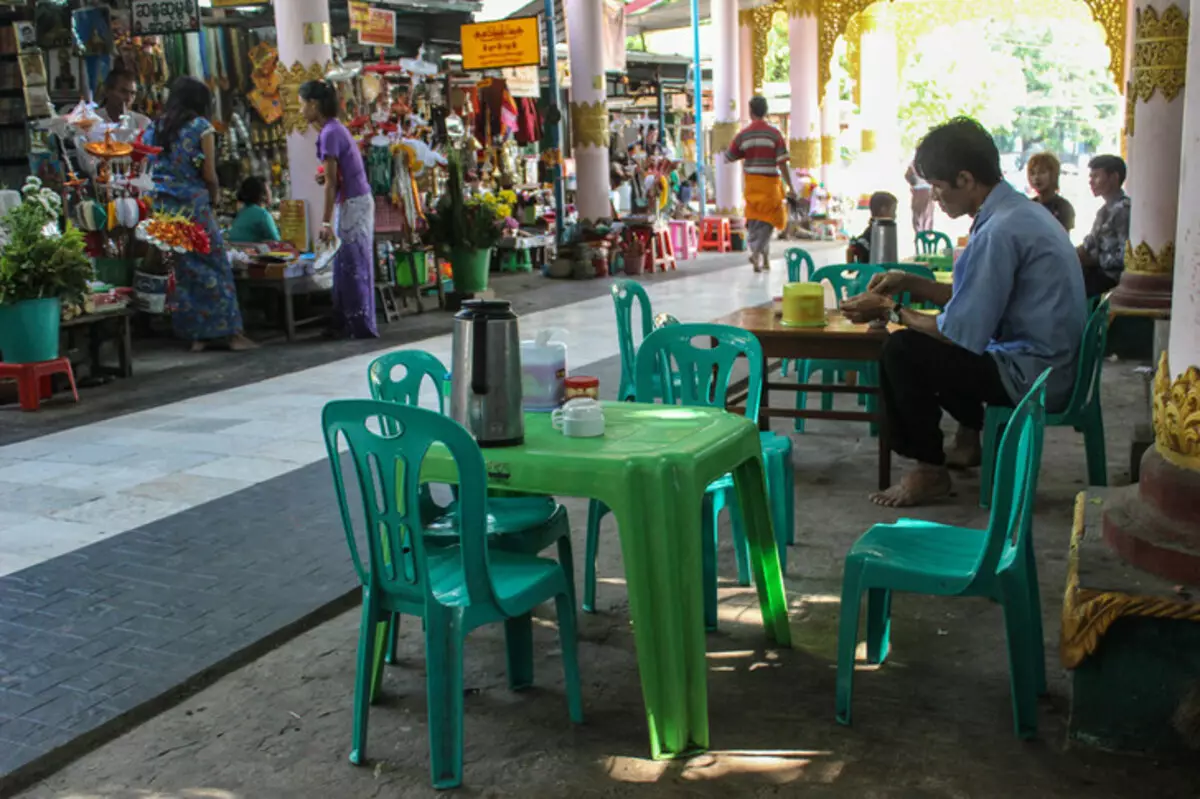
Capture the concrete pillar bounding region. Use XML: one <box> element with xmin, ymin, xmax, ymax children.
<box><xmin>1123</xmin><ymin>0</ymin><xmax>1137</xmax><ymax>188</ymax></box>
<box><xmin>787</xmin><ymin>0</ymin><xmax>820</xmax><ymax>177</ymax></box>
<box><xmin>739</xmin><ymin>13</ymin><xmax>755</xmax><ymax>126</ymax></box>
<box><xmin>566</xmin><ymin>0</ymin><xmax>611</xmax><ymax>222</ymax></box>
<box><xmin>1100</xmin><ymin>0</ymin><xmax>1200</xmax><ymax>590</ymax></box>
<box><xmin>857</xmin><ymin>2</ymin><xmax>899</xmax><ymax>169</ymax></box>
<box><xmin>1112</xmin><ymin>0</ymin><xmax>1188</xmax><ymax>312</ymax></box>
<box><xmin>275</xmin><ymin>0</ymin><xmax>332</xmax><ymax>248</ymax></box>
<box><xmin>712</xmin><ymin>0</ymin><xmax>741</xmax><ymax>216</ymax></box>
<box><xmin>820</xmin><ymin>79</ymin><xmax>839</xmax><ymax>188</ymax></box>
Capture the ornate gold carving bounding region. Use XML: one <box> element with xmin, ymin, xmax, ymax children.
<box><xmin>751</xmin><ymin>6</ymin><xmax>776</xmax><ymax>95</ymax></box>
<box><xmin>570</xmin><ymin>101</ymin><xmax>609</xmax><ymax>149</ymax></box>
<box><xmin>1125</xmin><ymin>79</ymin><xmax>1136</xmax><ymax>137</ymax></box>
<box><xmin>789</xmin><ymin>136</ymin><xmax>820</xmax><ymax>169</ymax></box>
<box><xmin>1132</xmin><ymin>4</ymin><xmax>1188</xmax><ymax>104</ymax></box>
<box><xmin>821</xmin><ymin>0</ymin><xmax>1126</xmax><ymax>102</ymax></box>
<box><xmin>279</xmin><ymin>61</ymin><xmax>332</xmax><ymax>135</ymax></box>
<box><xmin>821</xmin><ymin>134</ymin><xmax>836</xmax><ymax>165</ymax></box>
<box><xmin>711</xmin><ymin>121</ymin><xmax>739</xmax><ymax>155</ymax></box>
<box><xmin>1153</xmin><ymin>352</ymin><xmax>1200</xmax><ymax>468</ymax></box>
<box><xmin>1061</xmin><ymin>492</ymin><xmax>1200</xmax><ymax>669</ymax></box>
<box><xmin>1125</xmin><ymin>239</ymin><xmax>1175</xmax><ymax>275</ymax></box>
<box><xmin>860</xmin><ymin>129</ymin><xmax>876</xmax><ymax>153</ymax></box>
<box><xmin>714</xmin><ymin>206</ymin><xmax>744</xmax><ymax>218</ymax></box>
<box><xmin>786</xmin><ymin>0</ymin><xmax>819</xmax><ymax>18</ymax></box>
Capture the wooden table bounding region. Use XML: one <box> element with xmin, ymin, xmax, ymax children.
<box><xmin>713</xmin><ymin>304</ymin><xmax>895</xmax><ymax>489</ymax></box>
<box><xmin>237</xmin><ymin>272</ymin><xmax>333</xmax><ymax>342</ymax></box>
<box><xmin>61</xmin><ymin>307</ymin><xmax>134</xmax><ymax>379</ymax></box>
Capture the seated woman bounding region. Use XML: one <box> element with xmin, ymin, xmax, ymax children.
<box><xmin>1026</xmin><ymin>152</ymin><xmax>1075</xmax><ymax>233</ymax></box>
<box><xmin>226</xmin><ymin>176</ymin><xmax>281</xmax><ymax>244</ymax></box>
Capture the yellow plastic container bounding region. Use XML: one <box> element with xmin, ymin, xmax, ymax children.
<box><xmin>780</xmin><ymin>282</ymin><xmax>826</xmax><ymax>328</ymax></box>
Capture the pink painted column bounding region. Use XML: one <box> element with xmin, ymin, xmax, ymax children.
<box><xmin>712</xmin><ymin>0</ymin><xmax>742</xmax><ymax>215</ymax></box>
<box><xmin>820</xmin><ymin>79</ymin><xmax>839</xmax><ymax>188</ymax></box>
<box><xmin>857</xmin><ymin>2</ymin><xmax>899</xmax><ymax>169</ymax></box>
<box><xmin>566</xmin><ymin>0</ymin><xmax>611</xmax><ymax>222</ymax></box>
<box><xmin>787</xmin><ymin>0</ymin><xmax>820</xmax><ymax>177</ymax></box>
<box><xmin>275</xmin><ymin>0</ymin><xmax>332</xmax><ymax>249</ymax></box>
<box><xmin>1124</xmin><ymin>0</ymin><xmax>1137</xmax><ymax>194</ymax></box>
<box><xmin>1112</xmin><ymin>0</ymin><xmax>1188</xmax><ymax>312</ymax></box>
<box><xmin>1168</xmin><ymin>1</ymin><xmax>1200</xmax><ymax>376</ymax></box>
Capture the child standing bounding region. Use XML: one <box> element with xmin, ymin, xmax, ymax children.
<box><xmin>847</xmin><ymin>191</ymin><xmax>898</xmax><ymax>263</ymax></box>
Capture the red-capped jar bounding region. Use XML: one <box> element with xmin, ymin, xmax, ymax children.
<box><xmin>564</xmin><ymin>376</ymin><xmax>599</xmax><ymax>401</ymax></box>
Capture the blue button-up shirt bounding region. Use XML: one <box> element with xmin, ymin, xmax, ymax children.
<box><xmin>936</xmin><ymin>181</ymin><xmax>1086</xmax><ymax>411</ymax></box>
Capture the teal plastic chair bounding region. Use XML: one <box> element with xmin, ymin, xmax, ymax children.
<box><xmin>793</xmin><ymin>264</ymin><xmax>885</xmax><ymax>434</ymax></box>
<box><xmin>873</xmin><ymin>261</ymin><xmax>937</xmax><ymax>310</ymax></box>
<box><xmin>322</xmin><ymin>400</ymin><xmax>583</xmax><ymax>789</ymax></box>
<box><xmin>583</xmin><ymin>323</ymin><xmax>793</xmax><ymax>630</ymax></box>
<box><xmin>366</xmin><ymin>350</ymin><xmax>572</xmax><ymax>662</ymax></box>
<box><xmin>915</xmin><ymin>230</ymin><xmax>953</xmax><ymax>256</ymax></box>
<box><xmin>979</xmin><ymin>299</ymin><xmax>1110</xmax><ymax>508</ymax></box>
<box><xmin>785</xmin><ymin>247</ymin><xmax>815</xmax><ymax>282</ymax></box>
<box><xmin>835</xmin><ymin>369</ymin><xmax>1051</xmax><ymax>739</ymax></box>
<box><xmin>612</xmin><ymin>280</ymin><xmax>654</xmax><ymax>402</ymax></box>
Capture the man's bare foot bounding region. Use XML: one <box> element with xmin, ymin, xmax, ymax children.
<box><xmin>870</xmin><ymin>464</ymin><xmax>952</xmax><ymax>508</ymax></box>
<box><xmin>189</xmin><ymin>341</ymin><xmax>207</xmax><ymax>353</ymax></box>
<box><xmin>945</xmin><ymin>424</ymin><xmax>982</xmax><ymax>470</ymax></box>
<box><xmin>229</xmin><ymin>334</ymin><xmax>258</xmax><ymax>352</ymax></box>
<box><xmin>751</xmin><ymin>254</ymin><xmax>763</xmax><ymax>273</ymax></box>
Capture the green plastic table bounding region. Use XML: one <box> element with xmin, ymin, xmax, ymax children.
<box><xmin>422</xmin><ymin>402</ymin><xmax>791</xmax><ymax>759</ymax></box>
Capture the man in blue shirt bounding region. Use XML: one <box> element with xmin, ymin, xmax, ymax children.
<box><xmin>842</xmin><ymin>117</ymin><xmax>1086</xmax><ymax>507</ymax></box>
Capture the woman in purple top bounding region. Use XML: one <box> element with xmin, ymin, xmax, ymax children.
<box><xmin>300</xmin><ymin>80</ymin><xmax>378</xmax><ymax>339</ymax></box>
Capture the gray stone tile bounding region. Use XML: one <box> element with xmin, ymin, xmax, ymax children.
<box><xmin>0</xmin><ymin>484</ymin><xmax>101</xmax><ymax>515</ymax></box>
<box><xmin>156</xmin><ymin>417</ymin><xmax>249</xmax><ymax>434</ymax></box>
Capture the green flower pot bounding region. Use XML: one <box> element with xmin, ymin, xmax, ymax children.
<box><xmin>450</xmin><ymin>247</ymin><xmax>492</xmax><ymax>294</ymax></box>
<box><xmin>0</xmin><ymin>297</ymin><xmax>61</xmax><ymax>363</ymax></box>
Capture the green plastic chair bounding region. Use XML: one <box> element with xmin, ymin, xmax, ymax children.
<box><xmin>584</xmin><ymin>323</ymin><xmax>792</xmax><ymax>630</ymax></box>
<box><xmin>612</xmin><ymin>280</ymin><xmax>654</xmax><ymax>402</ymax></box>
<box><xmin>366</xmin><ymin>351</ymin><xmax>572</xmax><ymax>662</ymax></box>
<box><xmin>979</xmin><ymin>299</ymin><xmax>1111</xmax><ymax>508</ymax></box>
<box><xmin>785</xmin><ymin>247</ymin><xmax>815</xmax><ymax>283</ymax></box>
<box><xmin>793</xmin><ymin>264</ymin><xmax>885</xmax><ymax>434</ymax></box>
<box><xmin>322</xmin><ymin>400</ymin><xmax>583</xmax><ymax>789</ymax></box>
<box><xmin>874</xmin><ymin>261</ymin><xmax>937</xmax><ymax>309</ymax></box>
<box><xmin>835</xmin><ymin>369</ymin><xmax>1051</xmax><ymax>739</ymax></box>
<box><xmin>915</xmin><ymin>230</ymin><xmax>953</xmax><ymax>256</ymax></box>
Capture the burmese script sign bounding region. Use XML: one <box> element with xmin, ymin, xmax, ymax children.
<box><xmin>130</xmin><ymin>0</ymin><xmax>201</xmax><ymax>35</ymax></box>
<box><xmin>461</xmin><ymin>17</ymin><xmax>542</xmax><ymax>71</ymax></box>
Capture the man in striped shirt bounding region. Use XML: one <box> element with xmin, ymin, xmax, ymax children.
<box><xmin>725</xmin><ymin>96</ymin><xmax>796</xmax><ymax>271</ymax></box>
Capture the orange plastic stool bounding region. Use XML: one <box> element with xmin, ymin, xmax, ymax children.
<box><xmin>0</xmin><ymin>357</ymin><xmax>79</xmax><ymax>411</ymax></box>
<box><xmin>699</xmin><ymin>218</ymin><xmax>732</xmax><ymax>253</ymax></box>
<box><xmin>652</xmin><ymin>228</ymin><xmax>677</xmax><ymax>271</ymax></box>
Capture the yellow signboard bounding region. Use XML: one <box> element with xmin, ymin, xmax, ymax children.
<box><xmin>359</xmin><ymin>7</ymin><xmax>396</xmax><ymax>47</ymax></box>
<box><xmin>277</xmin><ymin>200</ymin><xmax>309</xmax><ymax>253</ymax></box>
<box><xmin>349</xmin><ymin>0</ymin><xmax>369</xmax><ymax>32</ymax></box>
<box><xmin>461</xmin><ymin>17</ymin><xmax>542</xmax><ymax>71</ymax></box>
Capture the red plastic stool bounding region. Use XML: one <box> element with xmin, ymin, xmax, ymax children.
<box><xmin>700</xmin><ymin>218</ymin><xmax>732</xmax><ymax>253</ymax></box>
<box><xmin>0</xmin><ymin>357</ymin><xmax>79</xmax><ymax>411</ymax></box>
<box><xmin>652</xmin><ymin>228</ymin><xmax>677</xmax><ymax>271</ymax></box>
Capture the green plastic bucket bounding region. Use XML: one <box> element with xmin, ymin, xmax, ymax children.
<box><xmin>94</xmin><ymin>257</ymin><xmax>139</xmax><ymax>287</ymax></box>
<box><xmin>395</xmin><ymin>251</ymin><xmax>428</xmax><ymax>287</ymax></box>
<box><xmin>0</xmin><ymin>297</ymin><xmax>61</xmax><ymax>363</ymax></box>
<box><xmin>450</xmin><ymin>248</ymin><xmax>491</xmax><ymax>294</ymax></box>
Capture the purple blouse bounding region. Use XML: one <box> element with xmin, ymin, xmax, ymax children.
<box><xmin>317</xmin><ymin>119</ymin><xmax>371</xmax><ymax>203</ymax></box>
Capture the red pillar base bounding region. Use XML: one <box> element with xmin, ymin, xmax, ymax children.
<box><xmin>1102</xmin><ymin>447</ymin><xmax>1200</xmax><ymax>585</ymax></box>
<box><xmin>1110</xmin><ymin>271</ymin><xmax>1173</xmax><ymax>313</ymax></box>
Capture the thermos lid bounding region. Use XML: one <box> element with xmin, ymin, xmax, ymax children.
<box><xmin>456</xmin><ymin>299</ymin><xmax>516</xmax><ymax>320</ymax></box>
<box><xmin>872</xmin><ymin>218</ymin><xmax>897</xmax><ymax>228</ymax></box>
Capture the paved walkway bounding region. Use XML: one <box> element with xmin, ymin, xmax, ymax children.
<box><xmin>0</xmin><ymin>247</ymin><xmax>845</xmax><ymax>791</ymax></box>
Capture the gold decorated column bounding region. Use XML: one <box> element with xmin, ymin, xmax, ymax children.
<box><xmin>1112</xmin><ymin>0</ymin><xmax>1188</xmax><ymax>312</ymax></box>
<box><xmin>787</xmin><ymin>0</ymin><xmax>821</xmax><ymax>174</ymax></box>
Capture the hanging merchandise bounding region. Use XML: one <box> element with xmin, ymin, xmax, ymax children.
<box><xmin>247</xmin><ymin>42</ymin><xmax>282</xmax><ymax>124</ymax></box>
<box><xmin>72</xmin><ymin>6</ymin><xmax>113</xmax><ymax>98</ymax></box>
<box><xmin>367</xmin><ymin>134</ymin><xmax>393</xmax><ymax>197</ymax></box>
<box><xmin>601</xmin><ymin>0</ymin><xmax>627</xmax><ymax>73</ymax></box>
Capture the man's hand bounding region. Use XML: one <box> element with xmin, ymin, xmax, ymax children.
<box><xmin>840</xmin><ymin>291</ymin><xmax>895</xmax><ymax>324</ymax></box>
<box><xmin>867</xmin><ymin>269</ymin><xmax>911</xmax><ymax>296</ymax></box>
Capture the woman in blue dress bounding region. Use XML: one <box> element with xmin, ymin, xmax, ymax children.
<box><xmin>144</xmin><ymin>77</ymin><xmax>254</xmax><ymax>351</ymax></box>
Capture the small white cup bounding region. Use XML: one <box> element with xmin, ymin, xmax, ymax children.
<box><xmin>552</xmin><ymin>398</ymin><xmax>605</xmax><ymax>437</ymax></box>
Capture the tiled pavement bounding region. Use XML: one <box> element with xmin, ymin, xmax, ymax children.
<box><xmin>0</xmin><ymin>247</ymin><xmax>846</xmax><ymax>791</ymax></box>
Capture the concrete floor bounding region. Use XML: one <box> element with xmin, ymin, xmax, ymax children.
<box><xmin>15</xmin><ymin>362</ymin><xmax>1200</xmax><ymax>799</ymax></box>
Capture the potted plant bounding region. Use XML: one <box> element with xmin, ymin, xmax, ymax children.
<box><xmin>0</xmin><ymin>178</ymin><xmax>92</xmax><ymax>363</ymax></box>
<box><xmin>424</xmin><ymin>152</ymin><xmax>508</xmax><ymax>294</ymax></box>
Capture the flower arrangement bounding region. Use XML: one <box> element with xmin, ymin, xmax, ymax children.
<box><xmin>423</xmin><ymin>151</ymin><xmax>510</xmax><ymax>253</ymax></box>
<box><xmin>136</xmin><ymin>213</ymin><xmax>211</xmax><ymax>255</ymax></box>
<box><xmin>0</xmin><ymin>178</ymin><xmax>91</xmax><ymax>306</ymax></box>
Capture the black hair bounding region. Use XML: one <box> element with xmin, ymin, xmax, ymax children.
<box><xmin>869</xmin><ymin>191</ymin><xmax>898</xmax><ymax>217</ymax></box>
<box><xmin>237</xmin><ymin>176</ymin><xmax>270</xmax><ymax>206</ymax></box>
<box><xmin>749</xmin><ymin>96</ymin><xmax>768</xmax><ymax>119</ymax></box>
<box><xmin>153</xmin><ymin>76</ymin><xmax>212</xmax><ymax>155</ymax></box>
<box><xmin>299</xmin><ymin>80</ymin><xmax>339</xmax><ymax>121</ymax></box>
<box><xmin>913</xmin><ymin>116</ymin><xmax>1002</xmax><ymax>187</ymax></box>
<box><xmin>104</xmin><ymin>68</ymin><xmax>135</xmax><ymax>91</ymax></box>
<box><xmin>1088</xmin><ymin>154</ymin><xmax>1127</xmax><ymax>185</ymax></box>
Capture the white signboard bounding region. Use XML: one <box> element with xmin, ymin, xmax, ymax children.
<box><xmin>130</xmin><ymin>0</ymin><xmax>201</xmax><ymax>35</ymax></box>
